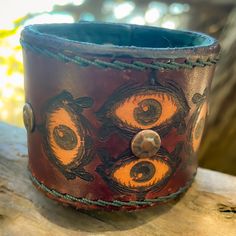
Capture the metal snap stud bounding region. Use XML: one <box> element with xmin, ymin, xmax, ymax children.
<box><xmin>131</xmin><ymin>129</ymin><xmax>161</xmax><ymax>158</ymax></box>
<box><xmin>23</xmin><ymin>103</ymin><xmax>35</xmax><ymax>132</ymax></box>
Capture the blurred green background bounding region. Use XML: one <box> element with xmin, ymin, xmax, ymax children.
<box><xmin>0</xmin><ymin>0</ymin><xmax>194</xmax><ymax>127</ymax></box>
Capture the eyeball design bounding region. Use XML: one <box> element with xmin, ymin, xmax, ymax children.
<box><xmin>96</xmin><ymin>83</ymin><xmax>189</xmax><ymax>139</ymax></box>
<box><xmin>191</xmin><ymin>102</ymin><xmax>207</xmax><ymax>153</ymax></box>
<box><xmin>112</xmin><ymin>158</ymin><xmax>170</xmax><ymax>189</ymax></box>
<box><xmin>96</xmin><ymin>145</ymin><xmax>182</xmax><ymax>195</ymax></box>
<box><xmin>39</xmin><ymin>91</ymin><xmax>94</xmax><ymax>181</ymax></box>
<box><xmin>96</xmin><ymin>82</ymin><xmax>187</xmax><ymax>195</ymax></box>
<box><xmin>187</xmin><ymin>89</ymin><xmax>208</xmax><ymax>154</ymax></box>
<box><xmin>115</xmin><ymin>92</ymin><xmax>178</xmax><ymax>129</ymax></box>
<box><xmin>47</xmin><ymin>107</ymin><xmax>83</xmax><ymax>166</ymax></box>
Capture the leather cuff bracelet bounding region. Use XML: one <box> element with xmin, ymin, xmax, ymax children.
<box><xmin>21</xmin><ymin>22</ymin><xmax>220</xmax><ymax>211</ymax></box>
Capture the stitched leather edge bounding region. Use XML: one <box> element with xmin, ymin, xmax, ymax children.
<box><xmin>21</xmin><ymin>40</ymin><xmax>219</xmax><ymax>72</ymax></box>
<box><xmin>29</xmin><ymin>170</ymin><xmax>197</xmax><ymax>208</ymax></box>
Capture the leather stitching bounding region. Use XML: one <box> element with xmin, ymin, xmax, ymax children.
<box><xmin>21</xmin><ymin>40</ymin><xmax>219</xmax><ymax>71</ymax></box>
<box><xmin>29</xmin><ymin>170</ymin><xmax>196</xmax><ymax>208</ymax></box>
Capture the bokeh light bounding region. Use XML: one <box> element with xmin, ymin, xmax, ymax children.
<box><xmin>169</xmin><ymin>3</ymin><xmax>190</xmax><ymax>15</ymax></box>
<box><xmin>114</xmin><ymin>2</ymin><xmax>135</xmax><ymax>19</ymax></box>
<box><xmin>129</xmin><ymin>16</ymin><xmax>145</xmax><ymax>25</ymax></box>
<box><xmin>145</xmin><ymin>8</ymin><xmax>162</xmax><ymax>24</ymax></box>
<box><xmin>23</xmin><ymin>13</ymin><xmax>75</xmax><ymax>25</ymax></box>
<box><xmin>162</xmin><ymin>20</ymin><xmax>176</xmax><ymax>29</ymax></box>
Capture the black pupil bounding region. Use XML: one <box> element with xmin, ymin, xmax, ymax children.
<box><xmin>130</xmin><ymin>161</ymin><xmax>156</xmax><ymax>183</ymax></box>
<box><xmin>134</xmin><ymin>98</ymin><xmax>162</xmax><ymax>125</ymax></box>
<box><xmin>53</xmin><ymin>125</ymin><xmax>78</xmax><ymax>150</ymax></box>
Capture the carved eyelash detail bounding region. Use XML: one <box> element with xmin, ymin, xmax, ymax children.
<box><xmin>186</xmin><ymin>88</ymin><xmax>209</xmax><ymax>155</ymax></box>
<box><xmin>38</xmin><ymin>91</ymin><xmax>94</xmax><ymax>181</ymax></box>
<box><xmin>111</xmin><ymin>158</ymin><xmax>171</xmax><ymax>189</ymax></box>
<box><xmin>96</xmin><ymin>143</ymin><xmax>183</xmax><ymax>197</ymax></box>
<box><xmin>96</xmin><ymin>83</ymin><xmax>190</xmax><ymax>140</ymax></box>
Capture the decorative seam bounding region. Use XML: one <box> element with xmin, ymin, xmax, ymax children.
<box><xmin>21</xmin><ymin>40</ymin><xmax>219</xmax><ymax>71</ymax></box>
<box><xmin>29</xmin><ymin>171</ymin><xmax>196</xmax><ymax>207</ymax></box>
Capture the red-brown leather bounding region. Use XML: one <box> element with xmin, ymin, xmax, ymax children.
<box><xmin>21</xmin><ymin>22</ymin><xmax>220</xmax><ymax>211</ymax></box>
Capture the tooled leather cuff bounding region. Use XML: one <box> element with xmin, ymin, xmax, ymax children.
<box><xmin>21</xmin><ymin>22</ymin><xmax>220</xmax><ymax>211</ymax></box>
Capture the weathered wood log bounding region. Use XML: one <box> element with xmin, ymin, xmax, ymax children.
<box><xmin>0</xmin><ymin>121</ymin><xmax>235</xmax><ymax>235</ymax></box>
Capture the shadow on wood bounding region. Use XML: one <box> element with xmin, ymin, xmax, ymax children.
<box><xmin>0</xmin><ymin>122</ymin><xmax>236</xmax><ymax>236</ymax></box>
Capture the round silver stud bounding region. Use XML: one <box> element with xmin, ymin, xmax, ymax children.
<box><xmin>131</xmin><ymin>129</ymin><xmax>161</xmax><ymax>158</ymax></box>
<box><xmin>23</xmin><ymin>103</ymin><xmax>35</xmax><ymax>132</ymax></box>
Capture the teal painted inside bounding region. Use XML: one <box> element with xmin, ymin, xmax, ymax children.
<box><xmin>31</xmin><ymin>22</ymin><xmax>214</xmax><ymax>49</ymax></box>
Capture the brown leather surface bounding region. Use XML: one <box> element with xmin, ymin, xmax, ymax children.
<box><xmin>22</xmin><ymin>22</ymin><xmax>219</xmax><ymax>211</ymax></box>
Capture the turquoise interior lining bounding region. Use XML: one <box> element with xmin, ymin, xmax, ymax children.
<box><xmin>32</xmin><ymin>23</ymin><xmax>213</xmax><ymax>49</ymax></box>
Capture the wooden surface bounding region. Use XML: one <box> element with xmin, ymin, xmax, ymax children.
<box><xmin>0</xmin><ymin>122</ymin><xmax>236</xmax><ymax>236</ymax></box>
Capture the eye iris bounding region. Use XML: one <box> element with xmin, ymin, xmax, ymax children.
<box><xmin>130</xmin><ymin>161</ymin><xmax>156</xmax><ymax>183</ymax></box>
<box><xmin>53</xmin><ymin>125</ymin><xmax>78</xmax><ymax>150</ymax></box>
<box><xmin>194</xmin><ymin>117</ymin><xmax>205</xmax><ymax>140</ymax></box>
<box><xmin>134</xmin><ymin>99</ymin><xmax>162</xmax><ymax>126</ymax></box>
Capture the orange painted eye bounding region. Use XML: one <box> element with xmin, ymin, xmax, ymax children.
<box><xmin>41</xmin><ymin>91</ymin><xmax>94</xmax><ymax>181</ymax></box>
<box><xmin>97</xmin><ymin>85</ymin><xmax>189</xmax><ymax>138</ymax></box>
<box><xmin>112</xmin><ymin>158</ymin><xmax>170</xmax><ymax>189</ymax></box>
<box><xmin>191</xmin><ymin>102</ymin><xmax>207</xmax><ymax>153</ymax></box>
<box><xmin>46</xmin><ymin>106</ymin><xmax>84</xmax><ymax>166</ymax></box>
<box><xmin>111</xmin><ymin>90</ymin><xmax>181</xmax><ymax>130</ymax></box>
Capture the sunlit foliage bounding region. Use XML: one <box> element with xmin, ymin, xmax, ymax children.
<box><xmin>0</xmin><ymin>0</ymin><xmax>189</xmax><ymax>127</ymax></box>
